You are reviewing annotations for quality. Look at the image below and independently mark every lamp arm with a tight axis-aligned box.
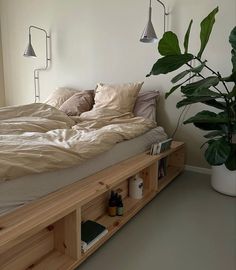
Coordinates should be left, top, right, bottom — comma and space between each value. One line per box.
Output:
28, 25, 51, 103
151, 0, 169, 32
28, 25, 51, 70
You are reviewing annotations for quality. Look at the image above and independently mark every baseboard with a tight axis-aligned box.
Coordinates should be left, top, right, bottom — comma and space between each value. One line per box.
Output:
185, 165, 212, 175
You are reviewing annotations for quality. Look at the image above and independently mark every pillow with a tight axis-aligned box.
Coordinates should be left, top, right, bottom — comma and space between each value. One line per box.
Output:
93, 82, 144, 113
133, 90, 159, 121
59, 91, 94, 116
44, 87, 77, 108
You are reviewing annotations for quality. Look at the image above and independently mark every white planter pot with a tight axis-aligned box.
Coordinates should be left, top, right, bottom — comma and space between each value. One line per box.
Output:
211, 165, 236, 196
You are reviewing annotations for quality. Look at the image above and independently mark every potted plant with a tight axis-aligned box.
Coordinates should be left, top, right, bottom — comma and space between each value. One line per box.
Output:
147, 7, 236, 196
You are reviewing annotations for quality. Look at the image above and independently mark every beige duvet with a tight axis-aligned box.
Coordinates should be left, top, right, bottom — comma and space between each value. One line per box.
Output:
0, 103, 165, 182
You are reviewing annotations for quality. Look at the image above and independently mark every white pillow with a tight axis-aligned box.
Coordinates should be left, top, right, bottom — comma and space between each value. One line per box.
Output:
94, 82, 143, 113
44, 87, 77, 108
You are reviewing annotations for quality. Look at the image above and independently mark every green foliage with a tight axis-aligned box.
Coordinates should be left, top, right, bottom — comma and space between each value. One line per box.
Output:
229, 27, 236, 50
147, 54, 194, 76
202, 100, 226, 110
229, 27, 236, 75
181, 77, 220, 95
184, 111, 228, 124
184, 20, 193, 53
158, 32, 181, 56
171, 62, 205, 84
177, 96, 220, 108
147, 7, 236, 170
225, 144, 236, 170
197, 7, 219, 58
204, 138, 231, 166
165, 83, 183, 99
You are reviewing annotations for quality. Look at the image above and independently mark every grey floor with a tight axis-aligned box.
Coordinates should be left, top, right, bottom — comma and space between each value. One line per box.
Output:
77, 171, 236, 270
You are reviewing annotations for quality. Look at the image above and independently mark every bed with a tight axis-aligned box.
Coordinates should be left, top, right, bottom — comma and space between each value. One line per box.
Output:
0, 126, 166, 216
0, 84, 175, 270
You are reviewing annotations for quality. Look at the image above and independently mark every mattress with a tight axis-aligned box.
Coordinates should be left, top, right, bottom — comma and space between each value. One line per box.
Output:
0, 127, 166, 216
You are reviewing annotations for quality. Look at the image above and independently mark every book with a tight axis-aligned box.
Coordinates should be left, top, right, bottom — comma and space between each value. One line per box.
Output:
150, 138, 172, 155
81, 220, 108, 252
158, 157, 168, 179
156, 138, 172, 154
81, 229, 108, 252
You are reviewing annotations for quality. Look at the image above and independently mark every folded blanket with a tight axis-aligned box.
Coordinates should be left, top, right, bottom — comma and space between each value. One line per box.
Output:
0, 103, 165, 181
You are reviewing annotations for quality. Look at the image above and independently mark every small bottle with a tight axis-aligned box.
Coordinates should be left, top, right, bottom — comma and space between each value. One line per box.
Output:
108, 191, 117, 217
116, 195, 124, 216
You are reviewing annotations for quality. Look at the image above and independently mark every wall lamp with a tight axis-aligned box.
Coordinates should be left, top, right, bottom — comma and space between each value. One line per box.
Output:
24, 25, 51, 103
140, 0, 169, 43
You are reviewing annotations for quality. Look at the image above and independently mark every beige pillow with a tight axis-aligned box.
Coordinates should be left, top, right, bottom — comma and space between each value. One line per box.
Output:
59, 91, 94, 116
44, 87, 77, 108
94, 82, 143, 113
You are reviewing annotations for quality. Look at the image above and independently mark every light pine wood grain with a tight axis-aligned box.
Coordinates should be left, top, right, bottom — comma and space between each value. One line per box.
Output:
0, 141, 185, 270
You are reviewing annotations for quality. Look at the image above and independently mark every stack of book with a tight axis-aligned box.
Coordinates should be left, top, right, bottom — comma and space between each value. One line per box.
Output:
150, 138, 172, 155
158, 157, 168, 179
150, 138, 172, 179
81, 220, 108, 253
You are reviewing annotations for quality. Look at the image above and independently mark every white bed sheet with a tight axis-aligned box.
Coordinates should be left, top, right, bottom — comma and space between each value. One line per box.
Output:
0, 127, 166, 216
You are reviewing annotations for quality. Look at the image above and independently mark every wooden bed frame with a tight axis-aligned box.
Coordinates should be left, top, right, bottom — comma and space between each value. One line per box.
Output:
0, 141, 185, 270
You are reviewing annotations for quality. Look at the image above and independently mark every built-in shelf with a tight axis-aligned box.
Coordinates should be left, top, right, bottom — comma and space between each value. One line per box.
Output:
0, 141, 185, 270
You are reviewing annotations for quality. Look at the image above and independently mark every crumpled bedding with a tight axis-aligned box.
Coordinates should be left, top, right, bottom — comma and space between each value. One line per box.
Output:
0, 103, 165, 182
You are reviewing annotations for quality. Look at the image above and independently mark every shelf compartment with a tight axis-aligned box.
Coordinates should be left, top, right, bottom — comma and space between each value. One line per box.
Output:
80, 191, 156, 261
158, 165, 183, 192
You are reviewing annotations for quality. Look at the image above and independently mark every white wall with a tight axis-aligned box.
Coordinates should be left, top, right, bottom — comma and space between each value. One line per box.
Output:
0, 23, 5, 106
0, 0, 235, 168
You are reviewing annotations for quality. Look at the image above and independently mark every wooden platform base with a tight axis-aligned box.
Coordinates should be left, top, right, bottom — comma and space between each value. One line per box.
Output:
0, 141, 185, 270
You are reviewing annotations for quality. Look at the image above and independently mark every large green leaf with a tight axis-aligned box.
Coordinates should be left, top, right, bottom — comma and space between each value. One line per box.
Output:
184, 20, 193, 53
227, 85, 236, 99
185, 88, 221, 98
204, 138, 231, 166
158, 31, 181, 56
147, 54, 194, 77
181, 76, 220, 95
202, 100, 226, 110
231, 49, 236, 73
204, 130, 226, 138
171, 70, 190, 84
171, 63, 205, 84
194, 123, 227, 131
225, 144, 236, 170
165, 84, 182, 99
184, 110, 228, 124
222, 72, 236, 83
229, 27, 236, 72
229, 26, 236, 50
177, 96, 219, 108
197, 7, 219, 58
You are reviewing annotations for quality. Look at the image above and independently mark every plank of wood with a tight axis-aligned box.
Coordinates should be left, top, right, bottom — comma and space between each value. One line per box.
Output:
0, 229, 54, 270
54, 209, 81, 260
30, 251, 75, 270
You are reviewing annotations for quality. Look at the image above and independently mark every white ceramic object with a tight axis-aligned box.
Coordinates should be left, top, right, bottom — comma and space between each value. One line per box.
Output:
129, 174, 144, 199
211, 165, 236, 196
